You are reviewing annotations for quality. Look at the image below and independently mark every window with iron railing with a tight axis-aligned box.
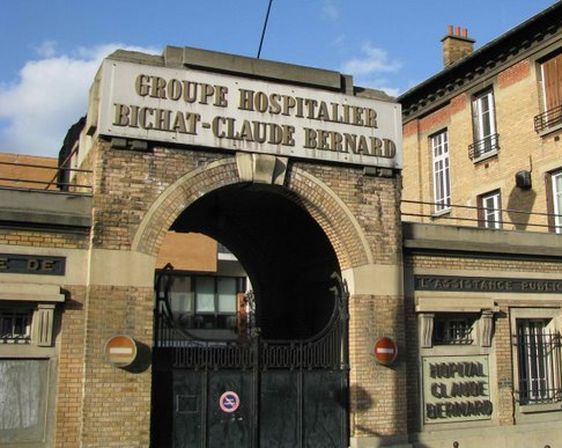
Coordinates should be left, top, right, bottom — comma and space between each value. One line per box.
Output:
515, 319, 562, 405
468, 133, 500, 160
535, 50, 562, 134
470, 88, 499, 160
433, 314, 476, 345
534, 105, 562, 133
0, 309, 32, 344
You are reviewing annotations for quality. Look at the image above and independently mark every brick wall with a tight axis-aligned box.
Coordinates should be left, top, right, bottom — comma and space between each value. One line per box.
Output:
80, 286, 153, 447
404, 251, 562, 433
402, 51, 562, 232
0, 229, 89, 249
55, 285, 87, 447
349, 295, 407, 436
80, 139, 405, 443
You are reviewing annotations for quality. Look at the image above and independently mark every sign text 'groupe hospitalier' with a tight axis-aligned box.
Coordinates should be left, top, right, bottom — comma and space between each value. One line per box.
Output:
112, 74, 397, 158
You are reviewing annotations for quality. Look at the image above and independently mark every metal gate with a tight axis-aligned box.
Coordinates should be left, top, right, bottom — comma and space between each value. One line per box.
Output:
151, 268, 349, 448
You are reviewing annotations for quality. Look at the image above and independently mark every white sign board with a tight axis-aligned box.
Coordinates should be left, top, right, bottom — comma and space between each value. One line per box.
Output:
97, 59, 402, 168
422, 355, 493, 424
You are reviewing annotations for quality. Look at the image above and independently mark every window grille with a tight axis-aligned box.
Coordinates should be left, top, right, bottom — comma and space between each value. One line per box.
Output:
433, 315, 475, 345
515, 320, 562, 405
0, 310, 32, 344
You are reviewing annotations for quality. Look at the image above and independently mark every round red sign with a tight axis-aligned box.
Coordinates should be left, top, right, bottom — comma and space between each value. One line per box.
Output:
373, 336, 398, 365
104, 335, 138, 368
219, 391, 240, 413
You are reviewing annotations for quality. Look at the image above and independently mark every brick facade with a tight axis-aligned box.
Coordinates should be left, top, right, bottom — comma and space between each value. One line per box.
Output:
2, 17, 562, 446
404, 246, 562, 443
84, 139, 404, 444
400, 9, 562, 232
55, 285, 87, 448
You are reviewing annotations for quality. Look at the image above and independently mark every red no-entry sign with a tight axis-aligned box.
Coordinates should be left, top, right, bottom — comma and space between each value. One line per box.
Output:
373, 336, 398, 365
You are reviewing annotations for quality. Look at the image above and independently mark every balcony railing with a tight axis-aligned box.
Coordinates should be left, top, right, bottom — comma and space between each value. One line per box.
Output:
0, 160, 92, 194
401, 199, 561, 232
534, 104, 562, 133
468, 133, 500, 160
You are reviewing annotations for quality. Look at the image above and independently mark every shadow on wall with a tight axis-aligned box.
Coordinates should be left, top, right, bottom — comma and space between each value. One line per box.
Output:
349, 384, 377, 436
506, 185, 536, 231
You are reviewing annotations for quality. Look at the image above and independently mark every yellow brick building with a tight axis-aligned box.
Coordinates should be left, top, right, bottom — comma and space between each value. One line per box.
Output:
400, 2, 562, 232
1, 4, 562, 448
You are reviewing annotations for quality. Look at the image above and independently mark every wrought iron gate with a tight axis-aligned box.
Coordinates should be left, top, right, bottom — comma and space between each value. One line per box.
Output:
151, 267, 349, 448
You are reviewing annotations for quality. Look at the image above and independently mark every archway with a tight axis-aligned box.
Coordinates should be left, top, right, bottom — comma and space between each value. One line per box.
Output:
151, 176, 351, 447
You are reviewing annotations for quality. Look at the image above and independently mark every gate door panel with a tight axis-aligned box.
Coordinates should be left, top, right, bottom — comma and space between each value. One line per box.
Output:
208, 371, 253, 448
154, 268, 349, 448
303, 371, 347, 448
173, 371, 202, 448
260, 371, 299, 447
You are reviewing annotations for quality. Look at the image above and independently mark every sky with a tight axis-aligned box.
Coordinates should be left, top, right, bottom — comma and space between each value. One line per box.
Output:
0, 0, 558, 156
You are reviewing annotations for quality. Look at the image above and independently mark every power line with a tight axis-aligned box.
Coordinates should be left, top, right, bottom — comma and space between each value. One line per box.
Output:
257, 0, 274, 59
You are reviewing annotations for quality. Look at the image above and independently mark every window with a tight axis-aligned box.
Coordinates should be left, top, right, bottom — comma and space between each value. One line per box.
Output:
470, 88, 499, 159
0, 308, 32, 344
546, 170, 562, 234
167, 275, 245, 331
515, 319, 562, 405
478, 190, 502, 229
535, 50, 562, 132
431, 130, 451, 213
552, 171, 562, 233
433, 314, 476, 345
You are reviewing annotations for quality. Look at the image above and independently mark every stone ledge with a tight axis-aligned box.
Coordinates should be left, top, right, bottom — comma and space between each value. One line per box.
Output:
403, 222, 562, 258
0, 189, 91, 229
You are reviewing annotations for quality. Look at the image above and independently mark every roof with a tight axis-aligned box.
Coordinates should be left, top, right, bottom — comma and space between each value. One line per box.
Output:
398, 1, 562, 121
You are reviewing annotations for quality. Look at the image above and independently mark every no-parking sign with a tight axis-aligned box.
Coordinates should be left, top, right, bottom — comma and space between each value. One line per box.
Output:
219, 391, 240, 413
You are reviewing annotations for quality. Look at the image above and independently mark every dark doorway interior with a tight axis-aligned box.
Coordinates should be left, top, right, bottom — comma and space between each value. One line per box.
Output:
171, 183, 340, 340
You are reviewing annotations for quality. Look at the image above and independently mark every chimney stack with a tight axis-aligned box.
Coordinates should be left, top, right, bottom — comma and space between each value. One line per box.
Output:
441, 25, 475, 67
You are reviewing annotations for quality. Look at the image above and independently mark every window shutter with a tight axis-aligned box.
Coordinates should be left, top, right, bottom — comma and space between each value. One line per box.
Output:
542, 52, 562, 111
545, 171, 556, 232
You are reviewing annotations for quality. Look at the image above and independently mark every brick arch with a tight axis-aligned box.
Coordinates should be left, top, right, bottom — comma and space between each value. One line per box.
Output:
132, 157, 372, 271
286, 167, 372, 269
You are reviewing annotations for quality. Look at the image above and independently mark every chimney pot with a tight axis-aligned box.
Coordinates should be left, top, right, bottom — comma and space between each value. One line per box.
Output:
441, 25, 475, 67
